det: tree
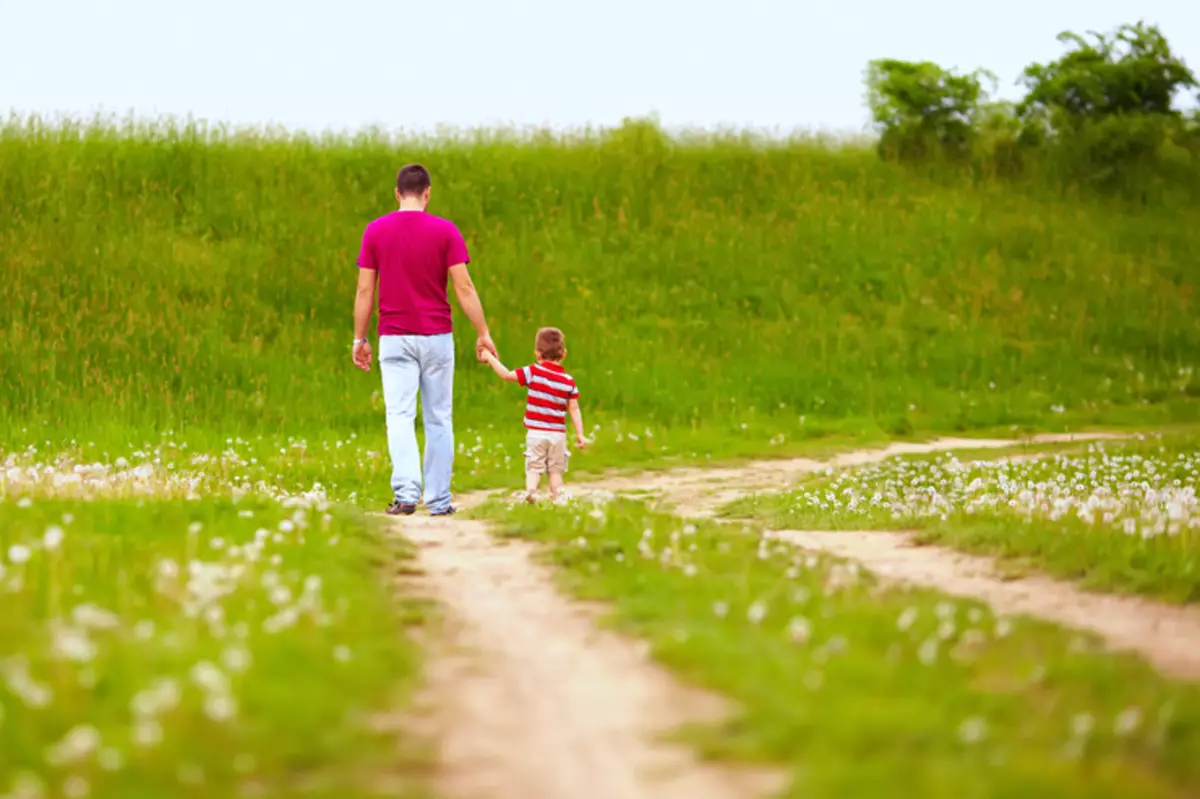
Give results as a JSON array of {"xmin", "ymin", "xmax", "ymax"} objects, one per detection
[
  {"xmin": 866, "ymin": 59, "xmax": 995, "ymax": 161},
  {"xmin": 1019, "ymin": 22, "xmax": 1196, "ymax": 124},
  {"xmin": 1017, "ymin": 22, "xmax": 1197, "ymax": 188}
]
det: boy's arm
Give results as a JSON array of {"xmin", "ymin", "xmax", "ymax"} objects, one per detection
[
  {"xmin": 567, "ymin": 398, "xmax": 587, "ymax": 448},
  {"xmin": 483, "ymin": 351, "xmax": 521, "ymax": 383}
]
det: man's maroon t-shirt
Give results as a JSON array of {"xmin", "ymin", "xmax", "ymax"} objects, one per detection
[{"xmin": 356, "ymin": 210, "xmax": 470, "ymax": 336}]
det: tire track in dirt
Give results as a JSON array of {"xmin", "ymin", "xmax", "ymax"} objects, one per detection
[{"xmin": 580, "ymin": 432, "xmax": 1200, "ymax": 680}]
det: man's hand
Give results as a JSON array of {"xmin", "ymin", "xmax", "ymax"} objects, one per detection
[
  {"xmin": 353, "ymin": 340, "xmax": 372, "ymax": 372},
  {"xmin": 476, "ymin": 334, "xmax": 497, "ymax": 362}
]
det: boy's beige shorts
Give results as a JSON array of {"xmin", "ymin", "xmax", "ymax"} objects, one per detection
[{"xmin": 525, "ymin": 431, "xmax": 569, "ymax": 475}]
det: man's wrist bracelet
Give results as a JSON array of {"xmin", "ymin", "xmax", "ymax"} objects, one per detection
[{"xmin": 352, "ymin": 338, "xmax": 368, "ymax": 345}]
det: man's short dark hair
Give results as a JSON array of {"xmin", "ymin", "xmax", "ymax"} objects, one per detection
[{"xmin": 396, "ymin": 164, "xmax": 431, "ymax": 197}]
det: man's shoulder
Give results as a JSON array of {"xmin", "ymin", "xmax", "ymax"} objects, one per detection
[
  {"xmin": 363, "ymin": 212, "xmax": 397, "ymax": 235},
  {"xmin": 425, "ymin": 214, "xmax": 463, "ymax": 236}
]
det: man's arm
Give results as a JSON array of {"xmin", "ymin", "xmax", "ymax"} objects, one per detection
[
  {"xmin": 482, "ymin": 351, "xmax": 520, "ymax": 383},
  {"xmin": 567, "ymin": 398, "xmax": 587, "ymax": 449},
  {"xmin": 352, "ymin": 268, "xmax": 376, "ymax": 371},
  {"xmin": 448, "ymin": 263, "xmax": 496, "ymax": 360}
]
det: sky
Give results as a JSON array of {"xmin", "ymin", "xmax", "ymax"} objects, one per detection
[{"xmin": 2, "ymin": 0, "xmax": 1198, "ymax": 136}]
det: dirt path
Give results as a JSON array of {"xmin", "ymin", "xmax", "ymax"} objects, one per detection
[
  {"xmin": 577, "ymin": 433, "xmax": 1200, "ymax": 680},
  {"xmin": 389, "ymin": 432, "xmax": 1196, "ymax": 798},
  {"xmin": 765, "ymin": 529, "xmax": 1200, "ymax": 680},
  {"xmin": 395, "ymin": 511, "xmax": 783, "ymax": 799}
]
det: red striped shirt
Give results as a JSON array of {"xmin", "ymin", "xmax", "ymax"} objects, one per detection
[{"xmin": 515, "ymin": 362, "xmax": 580, "ymax": 433}]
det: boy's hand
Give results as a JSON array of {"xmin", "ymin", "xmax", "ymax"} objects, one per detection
[
  {"xmin": 476, "ymin": 334, "xmax": 497, "ymax": 362},
  {"xmin": 576, "ymin": 435, "xmax": 589, "ymax": 450}
]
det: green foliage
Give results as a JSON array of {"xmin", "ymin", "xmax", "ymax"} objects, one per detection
[
  {"xmin": 1015, "ymin": 22, "xmax": 1199, "ymax": 191},
  {"xmin": 1018, "ymin": 23, "xmax": 1197, "ymax": 121},
  {"xmin": 866, "ymin": 59, "xmax": 994, "ymax": 161},
  {"xmin": 869, "ymin": 22, "xmax": 1200, "ymax": 196}
]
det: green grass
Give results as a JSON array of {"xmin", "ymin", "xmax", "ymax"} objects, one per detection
[
  {"xmin": 475, "ymin": 497, "xmax": 1200, "ymax": 798},
  {"xmin": 2, "ymin": 117, "xmax": 1198, "ymax": 462},
  {"xmin": 3, "ymin": 113, "xmax": 1200, "ymax": 796},
  {"xmin": 723, "ymin": 435, "xmax": 1200, "ymax": 602},
  {"xmin": 0, "ymin": 497, "xmax": 429, "ymax": 798}
]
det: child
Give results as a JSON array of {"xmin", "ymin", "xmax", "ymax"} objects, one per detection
[{"xmin": 482, "ymin": 327, "xmax": 587, "ymax": 502}]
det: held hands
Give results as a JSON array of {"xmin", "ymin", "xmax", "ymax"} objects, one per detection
[{"xmin": 476, "ymin": 334, "xmax": 498, "ymax": 362}]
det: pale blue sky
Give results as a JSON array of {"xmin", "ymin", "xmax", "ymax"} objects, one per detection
[{"xmin": 2, "ymin": 0, "xmax": 1197, "ymax": 135}]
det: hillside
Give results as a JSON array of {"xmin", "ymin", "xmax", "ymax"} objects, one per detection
[{"xmin": 2, "ymin": 119, "xmax": 1197, "ymax": 455}]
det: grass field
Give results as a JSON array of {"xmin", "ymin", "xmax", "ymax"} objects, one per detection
[
  {"xmin": 476, "ymin": 497, "xmax": 1200, "ymax": 797},
  {"xmin": 2, "ymin": 118, "xmax": 1199, "ymax": 466},
  {"xmin": 3, "ymin": 116, "xmax": 1200, "ymax": 796},
  {"xmin": 723, "ymin": 434, "xmax": 1200, "ymax": 602}
]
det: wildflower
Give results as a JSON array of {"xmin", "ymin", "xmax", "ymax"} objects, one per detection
[
  {"xmin": 959, "ymin": 717, "xmax": 987, "ymax": 744},
  {"xmin": 50, "ymin": 624, "xmax": 96, "ymax": 663},
  {"xmin": 747, "ymin": 601, "xmax": 767, "ymax": 624},
  {"xmin": 190, "ymin": 661, "xmax": 230, "ymax": 695},
  {"xmin": 44, "ymin": 724, "xmax": 101, "ymax": 766},
  {"xmin": 131, "ymin": 678, "xmax": 180, "ymax": 716},
  {"xmin": 788, "ymin": 617, "xmax": 812, "ymax": 644},
  {"xmin": 1114, "ymin": 707, "xmax": 1142, "ymax": 736},
  {"xmin": 712, "ymin": 601, "xmax": 729, "ymax": 619},
  {"xmin": 1071, "ymin": 713, "xmax": 1095, "ymax": 738},
  {"xmin": 334, "ymin": 645, "xmax": 353, "ymax": 663},
  {"xmin": 133, "ymin": 718, "xmax": 163, "ymax": 748},
  {"xmin": 918, "ymin": 638, "xmax": 938, "ymax": 665},
  {"xmin": 62, "ymin": 776, "xmax": 90, "ymax": 799},
  {"xmin": 896, "ymin": 607, "xmax": 918, "ymax": 632},
  {"xmin": 1, "ymin": 656, "xmax": 52, "ymax": 708},
  {"xmin": 7, "ymin": 545, "xmax": 31, "ymax": 564},
  {"xmin": 17, "ymin": 497, "xmax": 33, "ymax": 508},
  {"xmin": 72, "ymin": 604, "xmax": 121, "ymax": 630},
  {"xmin": 204, "ymin": 694, "xmax": 238, "ymax": 722},
  {"xmin": 43, "ymin": 526, "xmax": 65, "ymax": 550},
  {"xmin": 221, "ymin": 646, "xmax": 252, "ymax": 673}
]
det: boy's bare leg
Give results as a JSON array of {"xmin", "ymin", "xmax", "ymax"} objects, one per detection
[
  {"xmin": 525, "ymin": 471, "xmax": 542, "ymax": 502},
  {"xmin": 548, "ymin": 472, "xmax": 564, "ymax": 499}
]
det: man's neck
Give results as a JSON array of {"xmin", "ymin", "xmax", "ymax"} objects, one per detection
[{"xmin": 397, "ymin": 200, "xmax": 425, "ymax": 212}]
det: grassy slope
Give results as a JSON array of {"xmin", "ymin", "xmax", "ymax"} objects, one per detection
[
  {"xmin": 477, "ymin": 498, "xmax": 1200, "ymax": 798},
  {"xmin": 1, "ymin": 119, "xmax": 1197, "ymax": 462}
]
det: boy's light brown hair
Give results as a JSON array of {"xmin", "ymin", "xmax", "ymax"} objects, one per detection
[{"xmin": 535, "ymin": 328, "xmax": 565, "ymax": 362}]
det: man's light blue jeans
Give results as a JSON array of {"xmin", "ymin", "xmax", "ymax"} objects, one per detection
[{"xmin": 378, "ymin": 334, "xmax": 455, "ymax": 513}]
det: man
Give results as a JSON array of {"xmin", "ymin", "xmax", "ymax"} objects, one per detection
[{"xmin": 352, "ymin": 164, "xmax": 496, "ymax": 516}]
